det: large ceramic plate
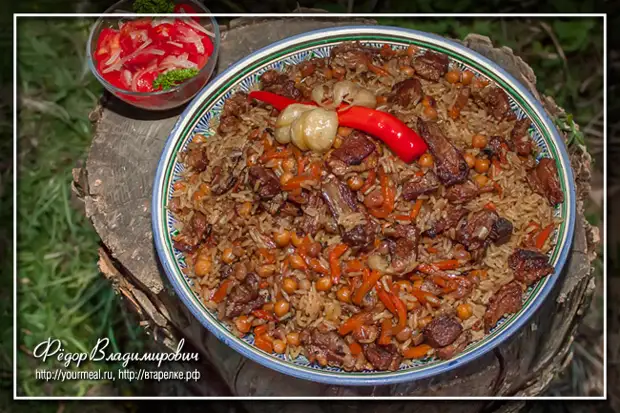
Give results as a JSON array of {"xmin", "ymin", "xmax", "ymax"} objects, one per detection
[{"xmin": 152, "ymin": 26, "xmax": 576, "ymax": 386}]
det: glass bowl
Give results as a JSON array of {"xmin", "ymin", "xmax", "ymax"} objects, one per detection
[{"xmin": 86, "ymin": 0, "xmax": 220, "ymax": 111}]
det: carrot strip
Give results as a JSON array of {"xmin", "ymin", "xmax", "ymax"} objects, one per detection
[
  {"xmin": 375, "ymin": 282, "xmax": 397, "ymax": 314},
  {"xmin": 344, "ymin": 259, "xmax": 364, "ymax": 273},
  {"xmin": 329, "ymin": 244, "xmax": 349, "ymax": 284},
  {"xmin": 338, "ymin": 312, "xmax": 371, "ymax": 336},
  {"xmin": 378, "ymin": 319, "xmax": 393, "ymax": 345},
  {"xmin": 410, "ymin": 199, "xmax": 424, "ymax": 220},
  {"xmin": 349, "ymin": 342, "xmax": 362, "ymax": 355},
  {"xmin": 483, "ymin": 201, "xmax": 496, "ymax": 211},
  {"xmin": 411, "ymin": 288, "xmax": 441, "ymax": 307},
  {"xmin": 252, "ymin": 309, "xmax": 274, "ymax": 321},
  {"xmin": 254, "ymin": 335, "xmax": 273, "ymax": 353},
  {"xmin": 432, "ymin": 259, "xmax": 460, "ymax": 270},
  {"xmin": 353, "ymin": 270, "xmax": 383, "ymax": 305},
  {"xmin": 359, "ymin": 169, "xmax": 376, "ymax": 193},
  {"xmin": 403, "ymin": 344, "xmax": 432, "ymax": 359},
  {"xmin": 368, "ymin": 62, "xmax": 391, "ymax": 77},
  {"xmin": 211, "ymin": 279, "xmax": 233, "ymax": 303},
  {"xmin": 259, "ymin": 148, "xmax": 291, "ymax": 162},
  {"xmin": 535, "ymin": 224, "xmax": 554, "ymax": 250},
  {"xmin": 394, "ymin": 215, "xmax": 413, "ymax": 221},
  {"xmin": 254, "ymin": 324, "xmax": 269, "ymax": 336},
  {"xmin": 391, "ymin": 294, "xmax": 407, "ymax": 333},
  {"xmin": 308, "ymin": 258, "xmax": 329, "ymax": 275},
  {"xmin": 281, "ymin": 175, "xmax": 316, "ymax": 191},
  {"xmin": 368, "ymin": 170, "xmax": 395, "ymax": 218},
  {"xmin": 426, "ymin": 246, "xmax": 438, "ymax": 253},
  {"xmin": 493, "ymin": 182, "xmax": 503, "ymax": 198}
]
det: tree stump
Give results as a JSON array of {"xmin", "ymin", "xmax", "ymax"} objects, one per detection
[{"xmin": 72, "ymin": 17, "xmax": 599, "ymax": 406}]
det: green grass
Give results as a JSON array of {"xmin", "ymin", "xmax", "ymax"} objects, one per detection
[{"xmin": 4, "ymin": 15, "xmax": 604, "ymax": 405}]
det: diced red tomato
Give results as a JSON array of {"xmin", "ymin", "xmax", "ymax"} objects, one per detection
[
  {"xmin": 202, "ymin": 35, "xmax": 214, "ymax": 56},
  {"xmin": 102, "ymin": 71, "xmax": 124, "ymax": 89},
  {"xmin": 152, "ymin": 23, "xmax": 176, "ymax": 43},
  {"xmin": 95, "ymin": 28, "xmax": 120, "ymax": 61},
  {"xmin": 119, "ymin": 20, "xmax": 152, "ymax": 55},
  {"xmin": 174, "ymin": 4, "xmax": 200, "ymax": 21},
  {"xmin": 123, "ymin": 47, "xmax": 165, "ymax": 69},
  {"xmin": 132, "ymin": 69, "xmax": 159, "ymax": 93},
  {"xmin": 160, "ymin": 41, "xmax": 186, "ymax": 56},
  {"xmin": 188, "ymin": 52, "xmax": 208, "ymax": 69}
]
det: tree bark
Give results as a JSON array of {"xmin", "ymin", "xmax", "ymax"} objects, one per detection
[{"xmin": 72, "ymin": 17, "xmax": 599, "ymax": 406}]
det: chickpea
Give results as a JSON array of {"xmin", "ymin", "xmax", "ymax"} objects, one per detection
[
  {"xmin": 457, "ymin": 303, "xmax": 473, "ymax": 320},
  {"xmin": 454, "ymin": 246, "xmax": 471, "ymax": 261},
  {"xmin": 237, "ymin": 201, "xmax": 253, "ymax": 218},
  {"xmin": 274, "ymin": 230, "xmax": 291, "ymax": 248},
  {"xmin": 282, "ymin": 277, "xmax": 298, "ymax": 294},
  {"xmin": 273, "ymin": 339, "xmax": 287, "ymax": 354},
  {"xmin": 257, "ymin": 264, "xmax": 275, "ymax": 278},
  {"xmin": 280, "ymin": 172, "xmax": 294, "ymax": 186},
  {"xmin": 445, "ymin": 70, "xmax": 460, "ymax": 84},
  {"xmin": 401, "ymin": 66, "xmax": 415, "ymax": 76},
  {"xmin": 473, "ymin": 174, "xmax": 489, "ymax": 187},
  {"xmin": 417, "ymin": 315, "xmax": 432, "ymax": 329},
  {"xmin": 221, "ymin": 248, "xmax": 236, "ymax": 264},
  {"xmin": 194, "ymin": 257, "xmax": 212, "ymax": 276},
  {"xmin": 462, "ymin": 70, "xmax": 474, "ymax": 85},
  {"xmin": 347, "ymin": 176, "xmax": 364, "ymax": 191},
  {"xmin": 274, "ymin": 300, "xmax": 290, "ymax": 317},
  {"xmin": 262, "ymin": 302, "xmax": 274, "ymax": 312},
  {"xmin": 307, "ymin": 242, "xmax": 322, "ymax": 258},
  {"xmin": 395, "ymin": 326, "xmax": 412, "ymax": 342},
  {"xmin": 286, "ymin": 332, "xmax": 301, "ymax": 346},
  {"xmin": 337, "ymin": 126, "xmax": 353, "ymax": 137},
  {"xmin": 316, "ymin": 276, "xmax": 333, "ymax": 291},
  {"xmin": 418, "ymin": 153, "xmax": 435, "ymax": 168},
  {"xmin": 422, "ymin": 95, "xmax": 436, "ymax": 108},
  {"xmin": 336, "ymin": 286, "xmax": 352, "ymax": 303},
  {"xmin": 333, "ymin": 66, "xmax": 346, "ymax": 78},
  {"xmin": 233, "ymin": 263, "xmax": 248, "ymax": 281},
  {"xmin": 282, "ymin": 158, "xmax": 296, "ymax": 173},
  {"xmin": 464, "ymin": 153, "xmax": 476, "ymax": 169},
  {"xmin": 291, "ymin": 232, "xmax": 304, "ymax": 247},
  {"xmin": 333, "ymin": 136, "xmax": 343, "ymax": 149},
  {"xmin": 474, "ymin": 158, "xmax": 491, "ymax": 174},
  {"xmin": 290, "ymin": 254, "xmax": 306, "ymax": 270},
  {"xmin": 423, "ymin": 106, "xmax": 438, "ymax": 120},
  {"xmin": 472, "ymin": 134, "xmax": 488, "ymax": 149},
  {"xmin": 235, "ymin": 316, "xmax": 252, "ymax": 334},
  {"xmin": 298, "ymin": 278, "xmax": 311, "ymax": 291}
]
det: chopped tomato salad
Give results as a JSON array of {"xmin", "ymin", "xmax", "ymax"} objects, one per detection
[{"xmin": 94, "ymin": 14, "xmax": 214, "ymax": 93}]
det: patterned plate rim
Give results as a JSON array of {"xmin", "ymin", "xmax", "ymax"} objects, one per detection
[{"xmin": 152, "ymin": 25, "xmax": 576, "ymax": 386}]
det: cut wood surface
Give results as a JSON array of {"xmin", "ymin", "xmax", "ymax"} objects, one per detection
[{"xmin": 72, "ymin": 17, "xmax": 599, "ymax": 406}]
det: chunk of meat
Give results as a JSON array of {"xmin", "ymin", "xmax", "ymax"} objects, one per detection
[
  {"xmin": 329, "ymin": 131, "xmax": 376, "ymax": 166},
  {"xmin": 437, "ymin": 330, "xmax": 472, "ymax": 360},
  {"xmin": 449, "ymin": 87, "xmax": 470, "ymax": 118},
  {"xmin": 445, "ymin": 180, "xmax": 492, "ymax": 204},
  {"xmin": 417, "ymin": 119, "xmax": 469, "ymax": 186},
  {"xmin": 456, "ymin": 209, "xmax": 503, "ymax": 250},
  {"xmin": 259, "ymin": 70, "xmax": 302, "ymax": 101},
  {"xmin": 401, "ymin": 170, "xmax": 440, "ymax": 201},
  {"xmin": 485, "ymin": 135, "xmax": 510, "ymax": 162},
  {"xmin": 190, "ymin": 211, "xmax": 210, "ymax": 239},
  {"xmin": 389, "ymin": 78, "xmax": 423, "ymax": 107},
  {"xmin": 485, "ymin": 88, "xmax": 516, "ymax": 121},
  {"xmin": 218, "ymin": 92, "xmax": 250, "ymax": 134},
  {"xmin": 329, "ymin": 42, "xmax": 378, "ymax": 71},
  {"xmin": 298, "ymin": 193, "xmax": 324, "ymax": 236},
  {"xmin": 412, "ymin": 50, "xmax": 450, "ymax": 82},
  {"xmin": 210, "ymin": 150, "xmax": 244, "ymax": 196},
  {"xmin": 225, "ymin": 273, "xmax": 265, "ymax": 318},
  {"xmin": 327, "ymin": 152, "xmax": 379, "ymax": 177},
  {"xmin": 301, "ymin": 328, "xmax": 355, "ymax": 369},
  {"xmin": 484, "ymin": 281, "xmax": 523, "ymax": 331},
  {"xmin": 385, "ymin": 224, "xmax": 419, "ymax": 274},
  {"xmin": 248, "ymin": 166, "xmax": 280, "ymax": 200},
  {"xmin": 321, "ymin": 176, "xmax": 358, "ymax": 219},
  {"xmin": 352, "ymin": 324, "xmax": 379, "ymax": 344},
  {"xmin": 508, "ymin": 248, "xmax": 554, "ymax": 286},
  {"xmin": 172, "ymin": 211, "xmax": 212, "ymax": 252},
  {"xmin": 423, "ymin": 316, "xmax": 463, "ymax": 348},
  {"xmin": 526, "ymin": 158, "xmax": 564, "ymax": 206},
  {"xmin": 490, "ymin": 217, "xmax": 513, "ymax": 245},
  {"xmin": 341, "ymin": 222, "xmax": 376, "ymax": 250},
  {"xmin": 363, "ymin": 189, "xmax": 384, "ymax": 209},
  {"xmin": 510, "ymin": 118, "xmax": 533, "ymax": 155},
  {"xmin": 185, "ymin": 146, "xmax": 207, "ymax": 172},
  {"xmin": 363, "ymin": 343, "xmax": 402, "ymax": 371},
  {"xmin": 425, "ymin": 206, "xmax": 468, "ymax": 238},
  {"xmin": 280, "ymin": 202, "xmax": 302, "ymax": 217}
]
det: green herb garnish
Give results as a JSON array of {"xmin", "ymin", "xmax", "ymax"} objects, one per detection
[
  {"xmin": 555, "ymin": 113, "xmax": 585, "ymax": 146},
  {"xmin": 132, "ymin": 0, "xmax": 175, "ymax": 13},
  {"xmin": 153, "ymin": 68, "xmax": 199, "ymax": 90}
]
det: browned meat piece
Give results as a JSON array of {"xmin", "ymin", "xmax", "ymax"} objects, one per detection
[
  {"xmin": 485, "ymin": 88, "xmax": 516, "ymax": 121},
  {"xmin": 450, "ymin": 87, "xmax": 470, "ymax": 118},
  {"xmin": 288, "ymin": 189, "xmax": 309, "ymax": 205},
  {"xmin": 210, "ymin": 165, "xmax": 237, "ymax": 195},
  {"xmin": 484, "ymin": 281, "xmax": 523, "ymax": 331},
  {"xmin": 421, "ymin": 278, "xmax": 442, "ymax": 296},
  {"xmin": 423, "ymin": 316, "xmax": 463, "ymax": 348},
  {"xmin": 225, "ymin": 273, "xmax": 265, "ymax": 318},
  {"xmin": 510, "ymin": 118, "xmax": 533, "ymax": 155},
  {"xmin": 417, "ymin": 119, "xmax": 469, "ymax": 186},
  {"xmin": 485, "ymin": 135, "xmax": 510, "ymax": 161},
  {"xmin": 218, "ymin": 92, "xmax": 250, "ymax": 134},
  {"xmin": 363, "ymin": 189, "xmax": 384, "ymax": 209},
  {"xmin": 401, "ymin": 171, "xmax": 440, "ymax": 201},
  {"xmin": 329, "ymin": 42, "xmax": 378, "ymax": 71},
  {"xmin": 389, "ymin": 78, "xmax": 423, "ymax": 107},
  {"xmin": 259, "ymin": 70, "xmax": 302, "ymax": 101},
  {"xmin": 351, "ymin": 324, "xmax": 379, "ymax": 344},
  {"xmin": 363, "ymin": 343, "xmax": 402, "ymax": 371},
  {"xmin": 385, "ymin": 224, "xmax": 419, "ymax": 274},
  {"xmin": 437, "ymin": 330, "xmax": 471, "ymax": 360},
  {"xmin": 412, "ymin": 50, "xmax": 450, "ymax": 82},
  {"xmin": 301, "ymin": 328, "xmax": 355, "ymax": 369},
  {"xmin": 445, "ymin": 180, "xmax": 492, "ymax": 204},
  {"xmin": 456, "ymin": 209, "xmax": 510, "ymax": 250},
  {"xmin": 172, "ymin": 235, "xmax": 199, "ymax": 253},
  {"xmin": 341, "ymin": 222, "xmax": 376, "ymax": 250},
  {"xmin": 185, "ymin": 146, "xmax": 207, "ymax": 172},
  {"xmin": 321, "ymin": 176, "xmax": 358, "ymax": 218},
  {"xmin": 490, "ymin": 217, "xmax": 514, "ymax": 245},
  {"xmin": 330, "ymin": 131, "xmax": 376, "ymax": 166},
  {"xmin": 327, "ymin": 152, "xmax": 378, "ymax": 177},
  {"xmin": 248, "ymin": 166, "xmax": 280, "ymax": 200},
  {"xmin": 173, "ymin": 211, "xmax": 212, "ymax": 252},
  {"xmin": 508, "ymin": 248, "xmax": 554, "ymax": 286},
  {"xmin": 280, "ymin": 202, "xmax": 302, "ymax": 217},
  {"xmin": 190, "ymin": 211, "xmax": 210, "ymax": 239},
  {"xmin": 526, "ymin": 158, "xmax": 564, "ymax": 206},
  {"xmin": 298, "ymin": 193, "xmax": 324, "ymax": 236},
  {"xmin": 220, "ymin": 264, "xmax": 233, "ymax": 279},
  {"xmin": 425, "ymin": 205, "xmax": 468, "ymax": 238}
]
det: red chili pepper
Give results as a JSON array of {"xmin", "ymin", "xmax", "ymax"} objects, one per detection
[
  {"xmin": 337, "ymin": 106, "xmax": 428, "ymax": 163},
  {"xmin": 248, "ymin": 91, "xmax": 428, "ymax": 163}
]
